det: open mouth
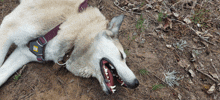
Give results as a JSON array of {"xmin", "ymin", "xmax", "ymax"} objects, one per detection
[{"xmin": 100, "ymin": 58, "xmax": 127, "ymax": 94}]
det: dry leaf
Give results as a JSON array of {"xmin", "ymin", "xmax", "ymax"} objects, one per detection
[
  {"xmin": 196, "ymin": 31, "xmax": 204, "ymax": 36},
  {"xmin": 183, "ymin": 17, "xmax": 191, "ymax": 24},
  {"xmin": 189, "ymin": 69, "xmax": 195, "ymax": 77},
  {"xmin": 203, "ymin": 84, "xmax": 211, "ymax": 90},
  {"xmin": 173, "ymin": 12, "xmax": 179, "ymax": 18},
  {"xmin": 209, "ymin": 72, "xmax": 219, "ymax": 80},
  {"xmin": 207, "ymin": 84, "xmax": 215, "ymax": 94},
  {"xmin": 178, "ymin": 94, "xmax": 182, "ymax": 100},
  {"xmin": 156, "ymin": 24, "xmax": 163, "ymax": 29},
  {"xmin": 163, "ymin": 18, "xmax": 172, "ymax": 29},
  {"xmin": 203, "ymin": 33, "xmax": 213, "ymax": 38},
  {"xmin": 178, "ymin": 59, "xmax": 190, "ymax": 69}
]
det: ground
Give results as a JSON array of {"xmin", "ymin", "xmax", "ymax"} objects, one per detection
[{"xmin": 0, "ymin": 0, "xmax": 220, "ymax": 100}]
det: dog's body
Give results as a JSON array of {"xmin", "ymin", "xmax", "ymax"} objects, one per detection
[{"xmin": 0, "ymin": 0, "xmax": 139, "ymax": 94}]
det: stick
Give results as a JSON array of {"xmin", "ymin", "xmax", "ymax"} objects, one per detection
[
  {"xmin": 196, "ymin": 68, "xmax": 219, "ymax": 83},
  {"xmin": 210, "ymin": 59, "xmax": 220, "ymax": 79},
  {"xmin": 113, "ymin": 1, "xmax": 141, "ymax": 15},
  {"xmin": 175, "ymin": 20, "xmax": 215, "ymax": 45},
  {"xmin": 18, "ymin": 65, "xmax": 27, "ymax": 75}
]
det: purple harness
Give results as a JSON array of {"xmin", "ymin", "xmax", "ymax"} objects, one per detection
[{"xmin": 29, "ymin": 0, "xmax": 88, "ymax": 62}]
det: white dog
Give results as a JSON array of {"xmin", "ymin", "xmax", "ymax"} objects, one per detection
[{"xmin": 0, "ymin": 0, "xmax": 139, "ymax": 94}]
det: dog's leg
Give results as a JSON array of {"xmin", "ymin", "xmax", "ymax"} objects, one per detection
[
  {"xmin": 0, "ymin": 33, "xmax": 13, "ymax": 66},
  {"xmin": 0, "ymin": 16, "xmax": 16, "ymax": 66},
  {"xmin": 0, "ymin": 46, "xmax": 37, "ymax": 86}
]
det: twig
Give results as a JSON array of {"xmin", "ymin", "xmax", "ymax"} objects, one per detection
[
  {"xmin": 211, "ymin": 50, "xmax": 220, "ymax": 54},
  {"xmin": 105, "ymin": 3, "xmax": 135, "ymax": 19},
  {"xmin": 47, "ymin": 67, "xmax": 65, "ymax": 85},
  {"xmin": 18, "ymin": 65, "xmax": 27, "ymax": 75},
  {"xmin": 186, "ymin": 45, "xmax": 206, "ymax": 50},
  {"xmin": 98, "ymin": 0, "xmax": 102, "ymax": 4},
  {"xmin": 22, "ymin": 93, "xmax": 34, "ymax": 99},
  {"xmin": 175, "ymin": 20, "xmax": 215, "ymax": 45},
  {"xmin": 210, "ymin": 59, "xmax": 220, "ymax": 79},
  {"xmin": 57, "ymin": 77, "xmax": 65, "ymax": 84},
  {"xmin": 196, "ymin": 68, "xmax": 219, "ymax": 83},
  {"xmin": 113, "ymin": 1, "xmax": 141, "ymax": 15}
]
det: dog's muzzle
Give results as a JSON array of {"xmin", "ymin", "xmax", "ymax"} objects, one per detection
[{"xmin": 100, "ymin": 58, "xmax": 139, "ymax": 94}]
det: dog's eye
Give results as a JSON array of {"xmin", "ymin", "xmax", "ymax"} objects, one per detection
[{"xmin": 120, "ymin": 51, "xmax": 124, "ymax": 60}]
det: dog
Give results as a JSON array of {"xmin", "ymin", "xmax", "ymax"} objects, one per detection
[{"xmin": 0, "ymin": 0, "xmax": 139, "ymax": 94}]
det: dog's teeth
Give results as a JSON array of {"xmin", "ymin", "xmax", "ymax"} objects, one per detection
[
  {"xmin": 104, "ymin": 68, "xmax": 108, "ymax": 72},
  {"xmin": 112, "ymin": 89, "xmax": 116, "ymax": 93},
  {"xmin": 107, "ymin": 76, "xmax": 109, "ymax": 79},
  {"xmin": 110, "ymin": 85, "xmax": 116, "ymax": 89},
  {"xmin": 109, "ymin": 64, "xmax": 115, "ymax": 69},
  {"xmin": 105, "ymin": 72, "xmax": 108, "ymax": 76},
  {"xmin": 121, "ymin": 82, "xmax": 124, "ymax": 86}
]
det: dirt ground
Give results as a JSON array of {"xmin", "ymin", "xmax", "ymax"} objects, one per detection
[{"xmin": 0, "ymin": 0, "xmax": 220, "ymax": 100}]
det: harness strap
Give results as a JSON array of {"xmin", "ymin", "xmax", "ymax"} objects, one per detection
[
  {"xmin": 28, "ymin": 0, "xmax": 88, "ymax": 62},
  {"xmin": 38, "ymin": 24, "xmax": 61, "ymax": 45},
  {"xmin": 29, "ymin": 24, "xmax": 62, "ymax": 62},
  {"xmin": 79, "ymin": 0, "xmax": 88, "ymax": 12}
]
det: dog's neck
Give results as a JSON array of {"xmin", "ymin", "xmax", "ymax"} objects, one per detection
[{"xmin": 56, "ymin": 7, "xmax": 108, "ymax": 77}]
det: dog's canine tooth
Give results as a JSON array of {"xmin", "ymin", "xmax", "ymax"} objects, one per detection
[
  {"xmin": 110, "ymin": 85, "xmax": 116, "ymax": 89},
  {"xmin": 112, "ymin": 89, "xmax": 116, "ymax": 93},
  {"xmin": 109, "ymin": 64, "xmax": 115, "ymax": 69},
  {"xmin": 121, "ymin": 82, "xmax": 124, "ymax": 86}
]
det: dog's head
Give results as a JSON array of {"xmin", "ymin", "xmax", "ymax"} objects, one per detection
[{"xmin": 66, "ymin": 15, "xmax": 139, "ymax": 94}]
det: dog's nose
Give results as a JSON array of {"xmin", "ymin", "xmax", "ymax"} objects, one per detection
[
  {"xmin": 129, "ymin": 79, "xmax": 139, "ymax": 89},
  {"xmin": 134, "ymin": 79, "xmax": 139, "ymax": 88}
]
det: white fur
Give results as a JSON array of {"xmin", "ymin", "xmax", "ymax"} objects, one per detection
[
  {"xmin": 0, "ymin": 46, "xmax": 37, "ymax": 85},
  {"xmin": 0, "ymin": 0, "xmax": 138, "ymax": 94}
]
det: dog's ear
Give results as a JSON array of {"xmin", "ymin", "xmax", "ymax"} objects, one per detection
[{"xmin": 108, "ymin": 15, "xmax": 124, "ymax": 38}]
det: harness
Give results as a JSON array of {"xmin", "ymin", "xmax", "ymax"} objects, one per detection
[{"xmin": 28, "ymin": 0, "xmax": 88, "ymax": 63}]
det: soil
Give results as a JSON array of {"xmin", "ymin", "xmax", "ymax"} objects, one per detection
[{"xmin": 0, "ymin": 0, "xmax": 220, "ymax": 100}]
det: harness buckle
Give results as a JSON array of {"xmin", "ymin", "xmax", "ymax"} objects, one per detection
[
  {"xmin": 29, "ymin": 40, "xmax": 45, "ymax": 62},
  {"xmin": 38, "ymin": 36, "xmax": 47, "ymax": 46}
]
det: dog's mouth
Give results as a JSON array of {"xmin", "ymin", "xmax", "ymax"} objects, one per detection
[{"xmin": 100, "ymin": 58, "xmax": 127, "ymax": 94}]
